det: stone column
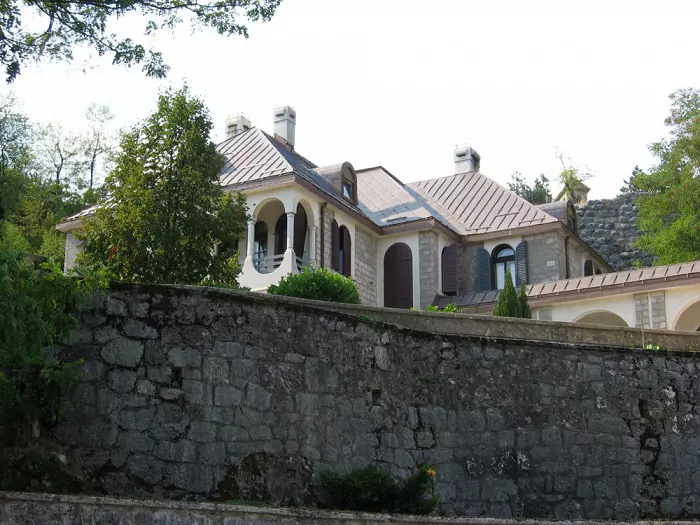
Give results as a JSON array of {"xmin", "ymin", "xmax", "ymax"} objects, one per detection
[
  {"xmin": 245, "ymin": 220, "xmax": 255, "ymax": 261},
  {"xmin": 286, "ymin": 212, "xmax": 295, "ymax": 253},
  {"xmin": 308, "ymin": 225, "xmax": 317, "ymax": 266}
]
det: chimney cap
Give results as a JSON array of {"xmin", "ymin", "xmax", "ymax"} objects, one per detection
[{"xmin": 454, "ymin": 144, "xmax": 480, "ymax": 174}]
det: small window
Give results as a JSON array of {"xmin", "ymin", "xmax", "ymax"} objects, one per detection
[
  {"xmin": 584, "ymin": 260, "xmax": 593, "ymax": 277},
  {"xmin": 343, "ymin": 179, "xmax": 355, "ymax": 202},
  {"xmin": 493, "ymin": 245, "xmax": 516, "ymax": 290},
  {"xmin": 331, "ymin": 221, "xmax": 352, "ymax": 277}
]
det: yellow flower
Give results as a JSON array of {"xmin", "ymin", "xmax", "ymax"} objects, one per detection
[{"xmin": 426, "ymin": 468, "xmax": 437, "ymax": 478}]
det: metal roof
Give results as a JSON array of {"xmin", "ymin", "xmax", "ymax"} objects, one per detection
[
  {"xmin": 434, "ymin": 260, "xmax": 700, "ymax": 309},
  {"xmin": 408, "ymin": 172, "xmax": 558, "ymax": 235}
]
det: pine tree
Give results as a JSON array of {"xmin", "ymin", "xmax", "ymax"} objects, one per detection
[
  {"xmin": 492, "ymin": 269, "xmax": 520, "ymax": 317},
  {"xmin": 517, "ymin": 283, "xmax": 532, "ymax": 319}
]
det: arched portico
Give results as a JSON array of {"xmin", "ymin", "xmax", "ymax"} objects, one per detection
[
  {"xmin": 672, "ymin": 299, "xmax": 700, "ymax": 331},
  {"xmin": 574, "ymin": 310, "xmax": 629, "ymax": 327}
]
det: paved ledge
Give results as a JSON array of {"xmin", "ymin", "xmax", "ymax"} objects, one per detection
[
  {"xmin": 2, "ymin": 491, "xmax": 699, "ymax": 525},
  {"xmin": 111, "ymin": 281, "xmax": 700, "ymax": 353}
]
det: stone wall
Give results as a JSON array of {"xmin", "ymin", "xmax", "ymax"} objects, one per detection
[
  {"xmin": 419, "ymin": 232, "xmax": 439, "ymax": 308},
  {"xmin": 524, "ymin": 232, "xmax": 565, "ymax": 283},
  {"xmin": 55, "ymin": 283, "xmax": 700, "ymax": 519},
  {"xmin": 354, "ymin": 227, "xmax": 378, "ymax": 306},
  {"xmin": 577, "ymin": 193, "xmax": 656, "ymax": 271}
]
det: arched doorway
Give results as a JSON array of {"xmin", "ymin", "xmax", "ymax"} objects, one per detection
[
  {"xmin": 574, "ymin": 311, "xmax": 629, "ymax": 327},
  {"xmin": 673, "ymin": 300, "xmax": 700, "ymax": 331},
  {"xmin": 384, "ymin": 243, "xmax": 413, "ymax": 309}
]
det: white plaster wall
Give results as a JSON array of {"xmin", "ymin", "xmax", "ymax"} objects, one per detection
[
  {"xmin": 64, "ymin": 231, "xmax": 82, "ymax": 272},
  {"xmin": 377, "ymin": 232, "xmax": 421, "ymax": 309},
  {"xmin": 548, "ymin": 293, "xmax": 637, "ymax": 327},
  {"xmin": 484, "ymin": 235, "xmax": 522, "ymax": 256}
]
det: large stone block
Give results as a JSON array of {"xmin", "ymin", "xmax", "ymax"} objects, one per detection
[{"xmin": 102, "ymin": 338, "xmax": 144, "ymax": 368}]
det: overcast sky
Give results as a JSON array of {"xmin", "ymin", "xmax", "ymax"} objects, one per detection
[{"xmin": 10, "ymin": 0, "xmax": 700, "ymax": 199}]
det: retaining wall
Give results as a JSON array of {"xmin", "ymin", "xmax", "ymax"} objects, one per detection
[{"xmin": 53, "ymin": 283, "xmax": 700, "ymax": 519}]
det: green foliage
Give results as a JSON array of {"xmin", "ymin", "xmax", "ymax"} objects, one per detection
[
  {"xmin": 0, "ymin": 221, "xmax": 31, "ymax": 254},
  {"xmin": 508, "ymin": 172, "xmax": 552, "ymax": 204},
  {"xmin": 0, "ymin": 0, "xmax": 281, "ymax": 82},
  {"xmin": 78, "ymin": 87, "xmax": 248, "ymax": 286},
  {"xmin": 268, "ymin": 266, "xmax": 361, "ymax": 304},
  {"xmin": 0, "ymin": 243, "xmax": 107, "ymax": 443},
  {"xmin": 320, "ymin": 466, "xmax": 437, "ymax": 514},
  {"xmin": 556, "ymin": 152, "xmax": 593, "ymax": 204},
  {"xmin": 517, "ymin": 283, "xmax": 532, "ymax": 319},
  {"xmin": 493, "ymin": 269, "xmax": 530, "ymax": 319},
  {"xmin": 425, "ymin": 303, "xmax": 458, "ymax": 313},
  {"xmin": 629, "ymin": 88, "xmax": 700, "ymax": 265}
]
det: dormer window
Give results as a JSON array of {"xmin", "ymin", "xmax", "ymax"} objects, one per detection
[{"xmin": 343, "ymin": 179, "xmax": 354, "ymax": 201}]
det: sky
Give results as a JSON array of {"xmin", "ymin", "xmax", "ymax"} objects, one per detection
[{"xmin": 9, "ymin": 0, "xmax": 700, "ymax": 199}]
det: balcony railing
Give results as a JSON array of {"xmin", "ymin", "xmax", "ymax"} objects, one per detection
[
  {"xmin": 253, "ymin": 253, "xmax": 310, "ymax": 274},
  {"xmin": 253, "ymin": 253, "xmax": 284, "ymax": 274}
]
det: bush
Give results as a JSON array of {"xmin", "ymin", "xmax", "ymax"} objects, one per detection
[
  {"xmin": 320, "ymin": 466, "xmax": 437, "ymax": 514},
  {"xmin": 424, "ymin": 303, "xmax": 458, "ymax": 313},
  {"xmin": 492, "ymin": 269, "xmax": 531, "ymax": 319},
  {"xmin": 0, "ymin": 243, "xmax": 107, "ymax": 443},
  {"xmin": 268, "ymin": 266, "xmax": 361, "ymax": 304}
]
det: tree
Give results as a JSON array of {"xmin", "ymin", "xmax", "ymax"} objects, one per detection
[
  {"xmin": 508, "ymin": 172, "xmax": 552, "ymax": 204},
  {"xmin": 36, "ymin": 124, "xmax": 82, "ymax": 184},
  {"xmin": 630, "ymin": 88, "xmax": 700, "ymax": 265},
  {"xmin": 619, "ymin": 165, "xmax": 644, "ymax": 194},
  {"xmin": 78, "ymin": 86, "xmax": 248, "ymax": 285},
  {"xmin": 0, "ymin": 0, "xmax": 282, "ymax": 82},
  {"xmin": 82, "ymin": 104, "xmax": 115, "ymax": 189},
  {"xmin": 492, "ymin": 269, "xmax": 530, "ymax": 318},
  {"xmin": 0, "ymin": 93, "xmax": 32, "ymax": 220},
  {"xmin": 556, "ymin": 151, "xmax": 593, "ymax": 204},
  {"xmin": 517, "ymin": 283, "xmax": 531, "ymax": 319}
]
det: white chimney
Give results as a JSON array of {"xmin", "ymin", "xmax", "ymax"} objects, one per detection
[
  {"xmin": 225, "ymin": 114, "xmax": 252, "ymax": 140},
  {"xmin": 454, "ymin": 144, "xmax": 480, "ymax": 174},
  {"xmin": 274, "ymin": 106, "xmax": 296, "ymax": 150}
]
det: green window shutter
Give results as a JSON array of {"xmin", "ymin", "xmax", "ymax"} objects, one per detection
[
  {"xmin": 476, "ymin": 247, "xmax": 492, "ymax": 292},
  {"xmin": 515, "ymin": 240, "xmax": 528, "ymax": 286}
]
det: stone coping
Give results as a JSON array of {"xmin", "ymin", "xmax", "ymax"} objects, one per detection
[
  {"xmin": 1, "ymin": 492, "xmax": 697, "ymax": 525},
  {"xmin": 109, "ymin": 281, "xmax": 700, "ymax": 353}
]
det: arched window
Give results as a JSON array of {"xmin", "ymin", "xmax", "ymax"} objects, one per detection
[
  {"xmin": 584, "ymin": 259, "xmax": 593, "ymax": 277},
  {"xmin": 331, "ymin": 220, "xmax": 352, "ymax": 276},
  {"xmin": 441, "ymin": 244, "xmax": 458, "ymax": 296},
  {"xmin": 492, "ymin": 245, "xmax": 516, "ymax": 290}
]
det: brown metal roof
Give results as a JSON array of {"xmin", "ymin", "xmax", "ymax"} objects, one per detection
[
  {"xmin": 435, "ymin": 260, "xmax": 700, "ymax": 309},
  {"xmin": 408, "ymin": 172, "xmax": 558, "ymax": 235}
]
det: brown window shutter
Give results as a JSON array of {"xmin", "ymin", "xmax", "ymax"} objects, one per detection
[
  {"xmin": 441, "ymin": 244, "xmax": 458, "ymax": 295},
  {"xmin": 342, "ymin": 227, "xmax": 352, "ymax": 276},
  {"xmin": 384, "ymin": 243, "xmax": 413, "ymax": 309},
  {"xmin": 331, "ymin": 220, "xmax": 340, "ymax": 271}
]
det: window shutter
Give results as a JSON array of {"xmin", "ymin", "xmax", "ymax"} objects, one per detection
[
  {"xmin": 342, "ymin": 227, "xmax": 352, "ymax": 276},
  {"xmin": 384, "ymin": 243, "xmax": 413, "ymax": 309},
  {"xmin": 442, "ymin": 244, "xmax": 458, "ymax": 295},
  {"xmin": 331, "ymin": 220, "xmax": 340, "ymax": 271},
  {"xmin": 515, "ymin": 241, "xmax": 528, "ymax": 286},
  {"xmin": 476, "ymin": 247, "xmax": 492, "ymax": 292},
  {"xmin": 294, "ymin": 207, "xmax": 307, "ymax": 259},
  {"xmin": 398, "ymin": 244, "xmax": 413, "ymax": 308},
  {"xmin": 584, "ymin": 260, "xmax": 593, "ymax": 277}
]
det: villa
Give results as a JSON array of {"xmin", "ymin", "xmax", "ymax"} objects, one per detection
[{"xmin": 58, "ymin": 106, "xmax": 700, "ymax": 331}]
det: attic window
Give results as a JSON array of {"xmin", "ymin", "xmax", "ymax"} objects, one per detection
[{"xmin": 343, "ymin": 179, "xmax": 354, "ymax": 201}]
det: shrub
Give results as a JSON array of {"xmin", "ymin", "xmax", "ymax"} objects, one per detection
[
  {"xmin": 320, "ymin": 466, "xmax": 437, "ymax": 514},
  {"xmin": 0, "ymin": 244, "xmax": 107, "ymax": 443},
  {"xmin": 268, "ymin": 266, "xmax": 361, "ymax": 304},
  {"xmin": 424, "ymin": 303, "xmax": 458, "ymax": 313},
  {"xmin": 492, "ymin": 269, "xmax": 531, "ymax": 319}
]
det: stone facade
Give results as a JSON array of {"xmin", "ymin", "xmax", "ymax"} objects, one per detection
[
  {"xmin": 577, "ymin": 193, "xmax": 656, "ymax": 271},
  {"xmin": 634, "ymin": 291, "xmax": 668, "ymax": 330},
  {"xmin": 321, "ymin": 207, "xmax": 335, "ymax": 270},
  {"xmin": 524, "ymin": 232, "xmax": 566, "ymax": 283},
  {"xmin": 55, "ymin": 284, "xmax": 700, "ymax": 519},
  {"xmin": 354, "ymin": 227, "xmax": 378, "ymax": 306},
  {"xmin": 419, "ymin": 232, "xmax": 439, "ymax": 308}
]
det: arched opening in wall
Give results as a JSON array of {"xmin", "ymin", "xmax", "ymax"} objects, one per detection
[
  {"xmin": 274, "ymin": 214, "xmax": 287, "ymax": 256},
  {"xmin": 384, "ymin": 242, "xmax": 413, "ymax": 309},
  {"xmin": 442, "ymin": 244, "xmax": 458, "ymax": 296},
  {"xmin": 584, "ymin": 260, "xmax": 593, "ymax": 277},
  {"xmin": 293, "ymin": 203, "xmax": 307, "ymax": 259},
  {"xmin": 574, "ymin": 311, "xmax": 629, "ymax": 327},
  {"xmin": 253, "ymin": 221, "xmax": 268, "ymax": 271},
  {"xmin": 672, "ymin": 300, "xmax": 700, "ymax": 331}
]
